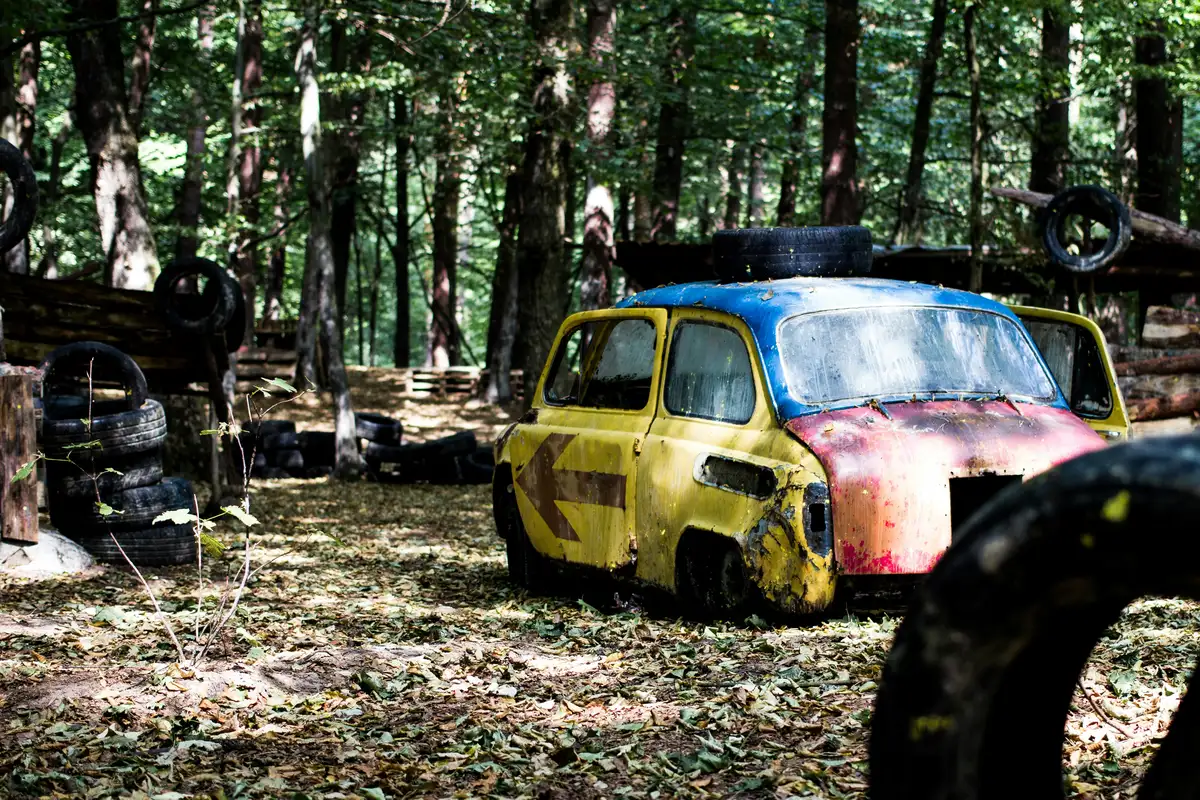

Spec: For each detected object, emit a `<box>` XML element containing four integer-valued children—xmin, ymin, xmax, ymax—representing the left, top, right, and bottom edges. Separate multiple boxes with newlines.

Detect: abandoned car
<box><xmin>492</xmin><ymin>227</ymin><xmax>1128</xmax><ymax>615</ymax></box>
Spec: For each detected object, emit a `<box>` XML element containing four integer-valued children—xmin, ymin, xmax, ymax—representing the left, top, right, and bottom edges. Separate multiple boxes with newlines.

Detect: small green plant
<box><xmin>11</xmin><ymin>361</ymin><xmax>314</xmax><ymax>671</ymax></box>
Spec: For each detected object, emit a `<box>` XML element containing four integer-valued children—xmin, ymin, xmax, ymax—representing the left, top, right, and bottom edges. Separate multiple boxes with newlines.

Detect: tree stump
<box><xmin>1</xmin><ymin>374</ymin><xmax>37</xmax><ymax>544</ymax></box>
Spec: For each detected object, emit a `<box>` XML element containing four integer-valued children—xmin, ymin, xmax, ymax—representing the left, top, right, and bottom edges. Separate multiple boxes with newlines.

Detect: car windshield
<box><xmin>778</xmin><ymin>306</ymin><xmax>1058</xmax><ymax>405</ymax></box>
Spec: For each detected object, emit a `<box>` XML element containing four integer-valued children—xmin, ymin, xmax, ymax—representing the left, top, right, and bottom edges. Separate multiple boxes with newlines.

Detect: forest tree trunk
<box><xmin>776</xmin><ymin>29</ymin><xmax>819</xmax><ymax>228</ymax></box>
<box><xmin>295</xmin><ymin>0</ymin><xmax>361</xmax><ymax>478</ymax></box>
<box><xmin>893</xmin><ymin>0</ymin><xmax>948</xmax><ymax>244</ymax></box>
<box><xmin>724</xmin><ymin>142</ymin><xmax>745</xmax><ymax>230</ymax></box>
<box><xmin>485</xmin><ymin>167</ymin><xmax>523</xmax><ymax>403</ymax></box>
<box><xmin>821</xmin><ymin>0</ymin><xmax>860</xmax><ymax>226</ymax></box>
<box><xmin>516</xmin><ymin>0</ymin><xmax>575</xmax><ymax>404</ymax></box>
<box><xmin>65</xmin><ymin>0</ymin><xmax>161</xmax><ymax>290</ymax></box>
<box><xmin>392</xmin><ymin>92</ymin><xmax>412</xmax><ymax>367</ymax></box>
<box><xmin>232</xmin><ymin>0</ymin><xmax>264</xmax><ymax>344</ymax></box>
<box><xmin>38</xmin><ymin>120</ymin><xmax>71</xmax><ymax>278</ymax></box>
<box><xmin>1135</xmin><ymin>21</ymin><xmax>1182</xmax><ymax>222</ymax></box>
<box><xmin>966</xmin><ymin>3</ymin><xmax>984</xmax><ymax>293</ymax></box>
<box><xmin>649</xmin><ymin>5</ymin><xmax>696</xmax><ymax>242</ymax></box>
<box><xmin>429</xmin><ymin>88</ymin><xmax>461</xmax><ymax>368</ymax></box>
<box><xmin>745</xmin><ymin>143</ymin><xmax>765</xmax><ymax>227</ymax></box>
<box><xmin>262</xmin><ymin>161</ymin><xmax>289</xmax><ymax>321</ymax></box>
<box><xmin>580</xmin><ymin>0</ymin><xmax>616</xmax><ymax>312</ymax></box>
<box><xmin>2</xmin><ymin>41</ymin><xmax>37</xmax><ymax>274</ymax></box>
<box><xmin>1030</xmin><ymin>4</ymin><xmax>1070</xmax><ymax>194</ymax></box>
<box><xmin>175</xmin><ymin>6</ymin><xmax>214</xmax><ymax>261</ymax></box>
<box><xmin>127</xmin><ymin>0</ymin><xmax>156</xmax><ymax>134</ymax></box>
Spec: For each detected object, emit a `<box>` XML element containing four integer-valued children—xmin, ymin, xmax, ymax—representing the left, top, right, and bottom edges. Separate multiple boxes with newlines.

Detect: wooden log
<box><xmin>1143</xmin><ymin>305</ymin><xmax>1200</xmax><ymax>348</ymax></box>
<box><xmin>990</xmin><ymin>186</ymin><xmax>1200</xmax><ymax>252</ymax></box>
<box><xmin>1129</xmin><ymin>389</ymin><xmax>1200</xmax><ymax>422</ymax></box>
<box><xmin>0</xmin><ymin>374</ymin><xmax>38</xmax><ymax>544</ymax></box>
<box><xmin>1115</xmin><ymin>353</ymin><xmax>1200</xmax><ymax>376</ymax></box>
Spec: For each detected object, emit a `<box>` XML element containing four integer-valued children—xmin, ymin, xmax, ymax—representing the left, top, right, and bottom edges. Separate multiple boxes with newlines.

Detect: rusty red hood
<box><xmin>786</xmin><ymin>401</ymin><xmax>1104</xmax><ymax>575</ymax></box>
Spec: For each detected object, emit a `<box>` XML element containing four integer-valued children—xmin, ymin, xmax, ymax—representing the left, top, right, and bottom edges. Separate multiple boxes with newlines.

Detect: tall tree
<box><xmin>328</xmin><ymin>22</ymin><xmax>371</xmax><ymax>335</ymax></box>
<box><xmin>776</xmin><ymin>29</ymin><xmax>820</xmax><ymax>228</ymax></box>
<box><xmin>580</xmin><ymin>0</ymin><xmax>616</xmax><ymax>311</ymax></box>
<box><xmin>0</xmin><ymin>50</ymin><xmax>20</xmax><ymax>274</ymax></box>
<box><xmin>649</xmin><ymin>5</ymin><xmax>696</xmax><ymax>242</ymax></box>
<box><xmin>127</xmin><ymin>0</ymin><xmax>156</xmax><ymax>134</ymax></box>
<box><xmin>392</xmin><ymin>92</ymin><xmax>411</xmax><ymax>368</ymax></box>
<box><xmin>64</xmin><ymin>0</ymin><xmax>161</xmax><ymax>290</ymax></box>
<box><xmin>723</xmin><ymin>142</ymin><xmax>745</xmax><ymax>230</ymax></box>
<box><xmin>176</xmin><ymin>6</ymin><xmax>215</xmax><ymax>261</ymax></box>
<box><xmin>295</xmin><ymin>0</ymin><xmax>361</xmax><ymax>478</ymax></box>
<box><xmin>892</xmin><ymin>0</ymin><xmax>948</xmax><ymax>244</ymax></box>
<box><xmin>1135</xmin><ymin>20</ymin><xmax>1182</xmax><ymax>222</ymax></box>
<box><xmin>965</xmin><ymin>3</ymin><xmax>984</xmax><ymax>293</ymax></box>
<box><xmin>262</xmin><ymin>160</ymin><xmax>289</xmax><ymax>321</ymax></box>
<box><xmin>1030</xmin><ymin>3</ymin><xmax>1071</xmax><ymax>194</ymax></box>
<box><xmin>232</xmin><ymin>0</ymin><xmax>264</xmax><ymax>344</ymax></box>
<box><xmin>429</xmin><ymin>88</ymin><xmax>462</xmax><ymax>367</ymax></box>
<box><xmin>516</xmin><ymin>0</ymin><xmax>575</xmax><ymax>403</ymax></box>
<box><xmin>745</xmin><ymin>143</ymin><xmax>765</xmax><ymax>227</ymax></box>
<box><xmin>38</xmin><ymin>119</ymin><xmax>71</xmax><ymax>278</ymax></box>
<box><xmin>821</xmin><ymin>0</ymin><xmax>860</xmax><ymax>226</ymax></box>
<box><xmin>485</xmin><ymin>163</ymin><xmax>522</xmax><ymax>403</ymax></box>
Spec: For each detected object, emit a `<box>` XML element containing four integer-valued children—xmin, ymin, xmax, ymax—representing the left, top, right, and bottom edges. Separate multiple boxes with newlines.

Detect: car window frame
<box><xmin>540</xmin><ymin>313</ymin><xmax>664</xmax><ymax>414</ymax></box>
<box><xmin>662</xmin><ymin>319</ymin><xmax>757</xmax><ymax>426</ymax></box>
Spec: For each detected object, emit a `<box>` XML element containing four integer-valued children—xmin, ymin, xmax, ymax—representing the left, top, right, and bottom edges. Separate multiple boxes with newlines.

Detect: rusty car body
<box><xmin>493</xmin><ymin>276</ymin><xmax>1125</xmax><ymax>614</ymax></box>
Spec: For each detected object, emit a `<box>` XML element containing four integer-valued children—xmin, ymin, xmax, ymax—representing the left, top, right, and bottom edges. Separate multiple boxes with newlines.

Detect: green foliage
<box><xmin>5</xmin><ymin>0</ymin><xmax>1199</xmax><ymax>367</ymax></box>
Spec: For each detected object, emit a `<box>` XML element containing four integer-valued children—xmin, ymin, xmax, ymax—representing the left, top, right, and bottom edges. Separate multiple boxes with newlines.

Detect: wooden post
<box><xmin>1</xmin><ymin>374</ymin><xmax>38</xmax><ymax>544</ymax></box>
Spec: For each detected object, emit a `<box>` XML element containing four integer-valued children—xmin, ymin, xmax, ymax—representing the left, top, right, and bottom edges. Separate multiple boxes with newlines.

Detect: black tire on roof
<box><xmin>39</xmin><ymin>341</ymin><xmax>149</xmax><ymax>414</ymax></box>
<box><xmin>712</xmin><ymin>226</ymin><xmax>874</xmax><ymax>283</ymax></box>
<box><xmin>154</xmin><ymin>257</ymin><xmax>239</xmax><ymax>338</ymax></box>
<box><xmin>869</xmin><ymin>435</ymin><xmax>1200</xmax><ymax>800</ymax></box>
<box><xmin>1039</xmin><ymin>184</ymin><xmax>1132</xmax><ymax>274</ymax></box>
<box><xmin>73</xmin><ymin>523</ymin><xmax>198</xmax><ymax>567</ymax></box>
<box><xmin>0</xmin><ymin>138</ymin><xmax>38</xmax><ymax>257</ymax></box>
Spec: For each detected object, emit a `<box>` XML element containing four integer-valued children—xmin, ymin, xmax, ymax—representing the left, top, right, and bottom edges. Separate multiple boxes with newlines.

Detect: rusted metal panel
<box><xmin>787</xmin><ymin>401</ymin><xmax>1105</xmax><ymax>575</ymax></box>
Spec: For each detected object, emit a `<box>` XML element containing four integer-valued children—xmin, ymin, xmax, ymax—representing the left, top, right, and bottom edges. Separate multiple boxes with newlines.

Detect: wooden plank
<box><xmin>1115</xmin><ymin>353</ymin><xmax>1200</xmax><ymax>377</ymax></box>
<box><xmin>0</xmin><ymin>375</ymin><xmax>38</xmax><ymax>544</ymax></box>
<box><xmin>1129</xmin><ymin>389</ymin><xmax>1200</xmax><ymax>422</ymax></box>
<box><xmin>1143</xmin><ymin>306</ymin><xmax>1200</xmax><ymax>348</ymax></box>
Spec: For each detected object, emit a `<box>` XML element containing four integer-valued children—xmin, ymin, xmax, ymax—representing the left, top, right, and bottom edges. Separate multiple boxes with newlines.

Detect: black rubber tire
<box><xmin>303</xmin><ymin>465</ymin><xmax>333</xmax><ymax>480</ymax></box>
<box><xmin>38</xmin><ymin>342</ymin><xmax>149</xmax><ymax>414</ymax></box>
<box><xmin>869</xmin><ymin>435</ymin><xmax>1200</xmax><ymax>800</ymax></box>
<box><xmin>41</xmin><ymin>399</ymin><xmax>167</xmax><ymax>461</ymax></box>
<box><xmin>260</xmin><ymin>467</ymin><xmax>292</xmax><ymax>480</ymax></box>
<box><xmin>262</xmin><ymin>431</ymin><xmax>299</xmax><ymax>451</ymax></box>
<box><xmin>298</xmin><ymin>431</ymin><xmax>337</xmax><ymax>467</ymax></box>
<box><xmin>223</xmin><ymin>274</ymin><xmax>247</xmax><ymax>352</ymax></box>
<box><xmin>676</xmin><ymin>535</ymin><xmax>751</xmax><ymax>619</ymax></box>
<box><xmin>266</xmin><ymin>448</ymin><xmax>304</xmax><ymax>470</ymax></box>
<box><xmin>0</xmin><ymin>138</ymin><xmax>38</xmax><ymax>256</ymax></box>
<box><xmin>712</xmin><ymin>226</ymin><xmax>874</xmax><ymax>282</ymax></box>
<box><xmin>495</xmin><ymin>467</ymin><xmax>552</xmax><ymax>592</ymax></box>
<box><xmin>1039</xmin><ymin>185</ymin><xmax>1132</xmax><ymax>274</ymax></box>
<box><xmin>355</xmin><ymin>412</ymin><xmax>402</xmax><ymax>445</ymax></box>
<box><xmin>457</xmin><ymin>453</ymin><xmax>494</xmax><ymax>485</ymax></box>
<box><xmin>51</xmin><ymin>476</ymin><xmax>195</xmax><ymax>534</ymax></box>
<box><xmin>73</xmin><ymin>523</ymin><xmax>197</xmax><ymax>567</ymax></box>
<box><xmin>45</xmin><ymin>449</ymin><xmax>164</xmax><ymax>500</ymax></box>
<box><xmin>364</xmin><ymin>430</ymin><xmax>475</xmax><ymax>462</ymax></box>
<box><xmin>154</xmin><ymin>257</ymin><xmax>238</xmax><ymax>337</ymax></box>
<box><xmin>251</xmin><ymin>420</ymin><xmax>296</xmax><ymax>438</ymax></box>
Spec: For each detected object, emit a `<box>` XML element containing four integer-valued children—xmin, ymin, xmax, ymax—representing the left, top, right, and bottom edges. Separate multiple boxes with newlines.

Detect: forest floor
<box><xmin>0</xmin><ymin>390</ymin><xmax>1193</xmax><ymax>799</ymax></box>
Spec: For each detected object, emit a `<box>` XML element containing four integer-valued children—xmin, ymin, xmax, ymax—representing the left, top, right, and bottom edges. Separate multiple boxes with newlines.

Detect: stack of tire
<box><xmin>360</xmin><ymin>413</ymin><xmax>493</xmax><ymax>485</ymax></box>
<box><xmin>153</xmin><ymin>256</ymin><xmax>246</xmax><ymax>352</ymax></box>
<box><xmin>246</xmin><ymin>421</ymin><xmax>336</xmax><ymax>480</ymax></box>
<box><xmin>38</xmin><ymin>342</ymin><xmax>197</xmax><ymax>567</ymax></box>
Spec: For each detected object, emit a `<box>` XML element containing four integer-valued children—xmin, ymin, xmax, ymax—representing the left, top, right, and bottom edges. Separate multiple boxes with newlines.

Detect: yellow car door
<box><xmin>508</xmin><ymin>308</ymin><xmax>668</xmax><ymax>570</ymax></box>
<box><xmin>1010</xmin><ymin>305</ymin><xmax>1129</xmax><ymax>441</ymax></box>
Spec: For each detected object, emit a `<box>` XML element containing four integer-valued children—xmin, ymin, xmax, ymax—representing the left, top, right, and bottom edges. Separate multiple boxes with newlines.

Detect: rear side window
<box><xmin>664</xmin><ymin>322</ymin><xmax>756</xmax><ymax>424</ymax></box>
<box><xmin>543</xmin><ymin>318</ymin><xmax>658</xmax><ymax>411</ymax></box>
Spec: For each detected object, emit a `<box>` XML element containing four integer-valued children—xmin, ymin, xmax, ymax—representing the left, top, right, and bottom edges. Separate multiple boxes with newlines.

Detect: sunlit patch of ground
<box><xmin>1</xmin><ymin>389</ymin><xmax>1194</xmax><ymax>798</ymax></box>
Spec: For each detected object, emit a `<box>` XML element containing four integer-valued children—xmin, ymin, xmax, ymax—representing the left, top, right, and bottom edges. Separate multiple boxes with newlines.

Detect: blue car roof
<box><xmin>616</xmin><ymin>277</ymin><xmax>1068</xmax><ymax>419</ymax></box>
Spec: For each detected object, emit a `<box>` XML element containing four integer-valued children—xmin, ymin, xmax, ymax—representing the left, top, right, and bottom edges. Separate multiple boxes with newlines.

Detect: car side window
<box><xmin>664</xmin><ymin>322</ymin><xmax>756</xmax><ymax>424</ymax></box>
<box><xmin>544</xmin><ymin>318</ymin><xmax>658</xmax><ymax>410</ymax></box>
<box><xmin>1024</xmin><ymin>319</ymin><xmax>1113</xmax><ymax>418</ymax></box>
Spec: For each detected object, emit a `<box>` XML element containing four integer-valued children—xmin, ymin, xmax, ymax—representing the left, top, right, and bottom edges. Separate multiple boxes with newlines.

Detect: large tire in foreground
<box><xmin>50</xmin><ymin>476</ymin><xmax>195</xmax><ymax>534</ymax></box>
<box><xmin>870</xmin><ymin>435</ymin><xmax>1200</xmax><ymax>800</ymax></box>
<box><xmin>0</xmin><ymin>138</ymin><xmax>37</xmax><ymax>256</ymax></box>
<box><xmin>713</xmin><ymin>226</ymin><xmax>873</xmax><ymax>283</ymax></box>
<box><xmin>41</xmin><ymin>399</ymin><xmax>167</xmax><ymax>460</ymax></box>
<box><xmin>39</xmin><ymin>341</ymin><xmax>149</xmax><ymax>414</ymax></box>
<box><xmin>73</xmin><ymin>523</ymin><xmax>197</xmax><ymax>567</ymax></box>
<box><xmin>1040</xmin><ymin>185</ymin><xmax>1132</xmax><ymax>274</ymax></box>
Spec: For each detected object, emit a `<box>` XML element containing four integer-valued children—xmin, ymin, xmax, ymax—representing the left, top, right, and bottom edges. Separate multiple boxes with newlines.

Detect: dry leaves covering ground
<box><xmin>0</xmin><ymin>396</ymin><xmax>1195</xmax><ymax>799</ymax></box>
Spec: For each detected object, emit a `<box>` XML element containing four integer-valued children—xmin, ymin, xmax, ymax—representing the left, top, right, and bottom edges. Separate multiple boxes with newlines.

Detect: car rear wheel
<box><xmin>677</xmin><ymin>533</ymin><xmax>752</xmax><ymax>618</ymax></box>
<box><xmin>494</xmin><ymin>466</ymin><xmax>552</xmax><ymax>593</ymax></box>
